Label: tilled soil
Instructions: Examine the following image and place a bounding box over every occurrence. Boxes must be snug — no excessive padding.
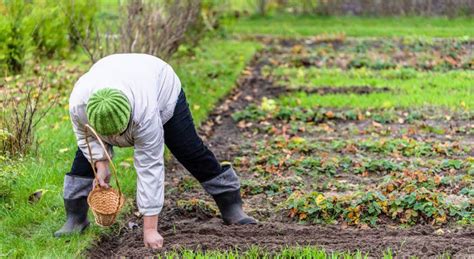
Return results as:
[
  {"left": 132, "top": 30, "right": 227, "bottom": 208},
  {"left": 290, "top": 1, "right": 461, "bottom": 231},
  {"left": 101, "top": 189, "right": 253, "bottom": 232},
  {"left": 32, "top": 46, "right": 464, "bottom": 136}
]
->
[
  {"left": 88, "top": 44, "right": 474, "bottom": 258},
  {"left": 91, "top": 217, "right": 474, "bottom": 258}
]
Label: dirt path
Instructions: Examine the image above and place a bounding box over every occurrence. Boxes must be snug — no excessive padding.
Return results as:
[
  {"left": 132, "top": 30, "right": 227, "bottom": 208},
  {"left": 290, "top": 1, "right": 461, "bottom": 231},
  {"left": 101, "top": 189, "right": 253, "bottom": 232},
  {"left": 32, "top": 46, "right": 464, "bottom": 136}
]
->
[{"left": 88, "top": 42, "right": 474, "bottom": 258}]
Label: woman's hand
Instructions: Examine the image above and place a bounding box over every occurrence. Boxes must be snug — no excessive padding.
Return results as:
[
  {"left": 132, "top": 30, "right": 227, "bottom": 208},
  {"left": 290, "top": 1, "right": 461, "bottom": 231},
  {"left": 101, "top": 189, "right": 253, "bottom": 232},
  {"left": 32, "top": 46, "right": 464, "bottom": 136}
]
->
[
  {"left": 95, "top": 160, "right": 110, "bottom": 188},
  {"left": 144, "top": 229, "right": 163, "bottom": 249},
  {"left": 143, "top": 215, "right": 163, "bottom": 249}
]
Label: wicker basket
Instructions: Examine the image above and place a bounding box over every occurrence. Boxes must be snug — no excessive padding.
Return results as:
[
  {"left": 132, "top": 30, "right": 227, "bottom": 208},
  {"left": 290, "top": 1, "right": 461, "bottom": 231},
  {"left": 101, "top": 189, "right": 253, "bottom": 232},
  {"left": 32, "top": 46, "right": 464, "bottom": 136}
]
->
[{"left": 84, "top": 124, "right": 125, "bottom": 227}]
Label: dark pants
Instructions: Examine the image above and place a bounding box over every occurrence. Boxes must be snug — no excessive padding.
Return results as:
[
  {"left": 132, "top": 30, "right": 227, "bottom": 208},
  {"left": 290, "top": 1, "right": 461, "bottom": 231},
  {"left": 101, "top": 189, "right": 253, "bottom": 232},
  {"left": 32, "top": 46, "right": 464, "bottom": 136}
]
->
[{"left": 68, "top": 90, "right": 222, "bottom": 183}]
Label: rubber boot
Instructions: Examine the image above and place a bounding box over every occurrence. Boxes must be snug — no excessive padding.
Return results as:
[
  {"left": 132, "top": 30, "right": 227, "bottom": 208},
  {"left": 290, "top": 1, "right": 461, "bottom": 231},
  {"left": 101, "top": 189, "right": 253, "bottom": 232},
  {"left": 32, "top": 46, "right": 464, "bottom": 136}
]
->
[
  {"left": 54, "top": 197, "right": 90, "bottom": 237},
  {"left": 212, "top": 189, "right": 257, "bottom": 225}
]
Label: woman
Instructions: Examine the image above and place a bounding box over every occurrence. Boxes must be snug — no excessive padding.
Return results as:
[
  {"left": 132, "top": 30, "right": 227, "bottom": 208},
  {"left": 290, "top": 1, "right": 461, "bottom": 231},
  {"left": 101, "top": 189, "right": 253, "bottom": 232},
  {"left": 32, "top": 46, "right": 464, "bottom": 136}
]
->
[{"left": 54, "top": 54, "right": 256, "bottom": 248}]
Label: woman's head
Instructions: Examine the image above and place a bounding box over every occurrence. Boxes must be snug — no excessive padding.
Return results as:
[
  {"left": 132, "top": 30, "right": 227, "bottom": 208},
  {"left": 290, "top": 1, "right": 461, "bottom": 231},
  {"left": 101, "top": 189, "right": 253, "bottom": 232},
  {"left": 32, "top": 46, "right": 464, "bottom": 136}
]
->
[{"left": 86, "top": 88, "right": 131, "bottom": 136}]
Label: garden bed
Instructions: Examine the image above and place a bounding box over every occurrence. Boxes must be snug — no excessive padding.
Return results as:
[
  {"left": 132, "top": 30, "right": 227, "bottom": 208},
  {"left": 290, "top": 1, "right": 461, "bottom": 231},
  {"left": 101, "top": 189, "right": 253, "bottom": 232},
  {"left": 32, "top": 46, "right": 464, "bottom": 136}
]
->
[{"left": 89, "top": 38, "right": 473, "bottom": 257}]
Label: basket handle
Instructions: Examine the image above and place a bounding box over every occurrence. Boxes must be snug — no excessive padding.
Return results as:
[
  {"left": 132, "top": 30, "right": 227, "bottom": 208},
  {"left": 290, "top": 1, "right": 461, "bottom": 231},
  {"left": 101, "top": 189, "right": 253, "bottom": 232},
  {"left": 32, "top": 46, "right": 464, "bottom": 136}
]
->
[{"left": 84, "top": 124, "right": 122, "bottom": 196}]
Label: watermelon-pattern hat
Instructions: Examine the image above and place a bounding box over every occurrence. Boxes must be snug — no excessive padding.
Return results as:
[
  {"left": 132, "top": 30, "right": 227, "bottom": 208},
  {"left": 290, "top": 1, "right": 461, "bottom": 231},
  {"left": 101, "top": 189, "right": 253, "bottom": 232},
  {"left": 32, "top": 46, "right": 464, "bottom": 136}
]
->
[{"left": 86, "top": 88, "right": 131, "bottom": 136}]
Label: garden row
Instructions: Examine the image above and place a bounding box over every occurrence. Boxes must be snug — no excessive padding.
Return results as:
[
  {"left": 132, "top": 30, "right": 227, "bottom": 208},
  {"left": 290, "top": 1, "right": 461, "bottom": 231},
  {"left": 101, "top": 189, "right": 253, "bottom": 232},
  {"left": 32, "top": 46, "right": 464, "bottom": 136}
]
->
[{"left": 228, "top": 37, "right": 473, "bottom": 227}]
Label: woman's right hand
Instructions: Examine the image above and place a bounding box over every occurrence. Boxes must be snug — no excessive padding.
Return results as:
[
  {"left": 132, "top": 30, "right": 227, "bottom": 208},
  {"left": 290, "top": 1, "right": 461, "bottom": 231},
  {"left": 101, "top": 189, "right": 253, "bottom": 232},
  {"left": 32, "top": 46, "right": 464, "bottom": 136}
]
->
[
  {"left": 144, "top": 229, "right": 164, "bottom": 249},
  {"left": 143, "top": 215, "right": 163, "bottom": 249},
  {"left": 95, "top": 160, "right": 111, "bottom": 188}
]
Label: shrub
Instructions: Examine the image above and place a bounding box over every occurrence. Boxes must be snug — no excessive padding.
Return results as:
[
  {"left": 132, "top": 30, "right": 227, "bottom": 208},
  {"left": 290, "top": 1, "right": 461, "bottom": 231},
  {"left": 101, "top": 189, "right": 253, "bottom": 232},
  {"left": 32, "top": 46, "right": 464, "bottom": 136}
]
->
[
  {"left": 74, "top": 0, "right": 202, "bottom": 63},
  {"left": 0, "top": 0, "right": 99, "bottom": 74},
  {"left": 1, "top": 78, "right": 57, "bottom": 157},
  {"left": 0, "top": 1, "right": 32, "bottom": 74},
  {"left": 184, "top": 0, "right": 229, "bottom": 49},
  {"left": 61, "top": 0, "right": 98, "bottom": 50},
  {"left": 28, "top": 2, "right": 69, "bottom": 58}
]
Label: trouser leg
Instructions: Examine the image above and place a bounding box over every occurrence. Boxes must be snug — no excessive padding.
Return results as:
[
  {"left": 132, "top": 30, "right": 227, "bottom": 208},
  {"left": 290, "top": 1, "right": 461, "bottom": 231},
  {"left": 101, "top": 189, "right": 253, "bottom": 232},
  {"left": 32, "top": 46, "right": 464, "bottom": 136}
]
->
[
  {"left": 163, "top": 90, "right": 240, "bottom": 195},
  {"left": 63, "top": 148, "right": 95, "bottom": 199},
  {"left": 64, "top": 148, "right": 94, "bottom": 199},
  {"left": 163, "top": 90, "right": 256, "bottom": 225}
]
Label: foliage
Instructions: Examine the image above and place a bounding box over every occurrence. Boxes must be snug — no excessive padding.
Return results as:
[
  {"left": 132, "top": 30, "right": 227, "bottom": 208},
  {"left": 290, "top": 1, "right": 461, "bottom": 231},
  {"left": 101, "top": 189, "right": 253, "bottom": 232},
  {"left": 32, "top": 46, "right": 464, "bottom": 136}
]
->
[
  {"left": 28, "top": 2, "right": 69, "bottom": 58},
  {"left": 287, "top": 180, "right": 472, "bottom": 226},
  {"left": 184, "top": 0, "right": 231, "bottom": 48},
  {"left": 0, "top": 1, "right": 32, "bottom": 73},
  {"left": 0, "top": 0, "right": 98, "bottom": 74},
  {"left": 61, "top": 0, "right": 98, "bottom": 50}
]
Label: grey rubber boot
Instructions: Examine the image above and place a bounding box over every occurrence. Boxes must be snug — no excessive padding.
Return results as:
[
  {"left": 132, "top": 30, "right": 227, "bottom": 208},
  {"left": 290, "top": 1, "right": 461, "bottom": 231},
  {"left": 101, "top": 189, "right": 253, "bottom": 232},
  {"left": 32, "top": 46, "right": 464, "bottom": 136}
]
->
[
  {"left": 201, "top": 165, "right": 257, "bottom": 225},
  {"left": 212, "top": 189, "right": 257, "bottom": 225},
  {"left": 54, "top": 174, "right": 93, "bottom": 237},
  {"left": 54, "top": 197, "right": 90, "bottom": 237}
]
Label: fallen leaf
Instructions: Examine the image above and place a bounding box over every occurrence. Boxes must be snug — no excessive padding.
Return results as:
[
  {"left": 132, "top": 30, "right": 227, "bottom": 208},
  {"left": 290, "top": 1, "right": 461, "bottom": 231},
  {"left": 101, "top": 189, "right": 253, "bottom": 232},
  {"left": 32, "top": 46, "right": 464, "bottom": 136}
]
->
[
  {"left": 28, "top": 189, "right": 48, "bottom": 204},
  {"left": 120, "top": 161, "right": 131, "bottom": 168},
  {"left": 59, "top": 148, "right": 70, "bottom": 153}
]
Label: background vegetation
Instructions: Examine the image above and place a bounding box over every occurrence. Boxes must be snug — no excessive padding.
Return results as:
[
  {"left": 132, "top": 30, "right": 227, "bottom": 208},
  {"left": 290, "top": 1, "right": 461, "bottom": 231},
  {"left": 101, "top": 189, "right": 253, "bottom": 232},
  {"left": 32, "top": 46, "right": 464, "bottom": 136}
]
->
[{"left": 0, "top": 0, "right": 472, "bottom": 257}]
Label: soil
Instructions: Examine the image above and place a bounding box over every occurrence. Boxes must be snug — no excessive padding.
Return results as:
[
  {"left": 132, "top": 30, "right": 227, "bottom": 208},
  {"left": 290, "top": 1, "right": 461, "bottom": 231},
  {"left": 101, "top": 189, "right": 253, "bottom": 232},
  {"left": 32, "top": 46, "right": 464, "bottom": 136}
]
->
[{"left": 88, "top": 42, "right": 474, "bottom": 258}]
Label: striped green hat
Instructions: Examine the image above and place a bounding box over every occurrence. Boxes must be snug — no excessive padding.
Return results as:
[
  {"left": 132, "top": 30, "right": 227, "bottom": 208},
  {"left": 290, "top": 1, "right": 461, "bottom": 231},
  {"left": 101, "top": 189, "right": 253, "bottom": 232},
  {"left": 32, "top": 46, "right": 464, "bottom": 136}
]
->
[{"left": 86, "top": 88, "right": 131, "bottom": 136}]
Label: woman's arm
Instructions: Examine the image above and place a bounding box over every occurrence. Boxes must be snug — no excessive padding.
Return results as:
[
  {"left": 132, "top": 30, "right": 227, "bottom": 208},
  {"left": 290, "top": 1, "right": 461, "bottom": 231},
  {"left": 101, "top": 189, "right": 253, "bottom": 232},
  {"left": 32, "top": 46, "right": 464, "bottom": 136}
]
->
[{"left": 133, "top": 117, "right": 166, "bottom": 248}]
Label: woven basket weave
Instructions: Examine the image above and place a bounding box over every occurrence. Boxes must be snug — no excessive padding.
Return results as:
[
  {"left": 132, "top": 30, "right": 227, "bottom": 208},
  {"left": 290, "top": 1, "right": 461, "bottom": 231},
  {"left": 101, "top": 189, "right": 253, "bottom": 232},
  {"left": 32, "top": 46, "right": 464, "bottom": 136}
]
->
[{"left": 85, "top": 124, "right": 124, "bottom": 227}]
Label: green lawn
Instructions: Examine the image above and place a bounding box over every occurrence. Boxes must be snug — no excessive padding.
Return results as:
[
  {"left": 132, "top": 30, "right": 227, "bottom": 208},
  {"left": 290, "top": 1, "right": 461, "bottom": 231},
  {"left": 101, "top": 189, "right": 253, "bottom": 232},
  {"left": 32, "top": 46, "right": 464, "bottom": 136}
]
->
[
  {"left": 0, "top": 39, "right": 260, "bottom": 257},
  {"left": 230, "top": 14, "right": 474, "bottom": 38}
]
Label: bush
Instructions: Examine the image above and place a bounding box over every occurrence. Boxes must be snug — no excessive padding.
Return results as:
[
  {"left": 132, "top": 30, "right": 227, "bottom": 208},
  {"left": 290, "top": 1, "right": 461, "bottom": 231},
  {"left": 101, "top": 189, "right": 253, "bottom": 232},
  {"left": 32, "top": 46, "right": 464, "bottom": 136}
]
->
[
  {"left": 74, "top": 0, "right": 202, "bottom": 63},
  {"left": 0, "top": 1, "right": 32, "bottom": 74},
  {"left": 61, "top": 0, "right": 98, "bottom": 50},
  {"left": 0, "top": 0, "right": 99, "bottom": 74},
  {"left": 184, "top": 0, "right": 229, "bottom": 49},
  {"left": 1, "top": 78, "right": 56, "bottom": 157},
  {"left": 28, "top": 2, "right": 69, "bottom": 58}
]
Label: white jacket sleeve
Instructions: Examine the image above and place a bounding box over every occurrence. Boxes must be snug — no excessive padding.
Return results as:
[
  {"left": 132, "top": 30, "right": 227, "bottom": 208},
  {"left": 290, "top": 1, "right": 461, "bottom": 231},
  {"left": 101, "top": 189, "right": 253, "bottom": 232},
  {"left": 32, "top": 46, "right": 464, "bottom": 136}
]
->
[
  {"left": 70, "top": 106, "right": 113, "bottom": 162},
  {"left": 133, "top": 116, "right": 165, "bottom": 216}
]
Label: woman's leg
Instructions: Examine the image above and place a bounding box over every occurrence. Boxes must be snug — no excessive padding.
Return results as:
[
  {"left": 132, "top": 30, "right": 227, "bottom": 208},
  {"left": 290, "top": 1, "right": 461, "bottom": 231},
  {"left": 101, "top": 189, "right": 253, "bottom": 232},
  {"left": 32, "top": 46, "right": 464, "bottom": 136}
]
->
[
  {"left": 163, "top": 90, "right": 256, "bottom": 224},
  {"left": 55, "top": 148, "right": 94, "bottom": 237},
  {"left": 163, "top": 91, "right": 222, "bottom": 182}
]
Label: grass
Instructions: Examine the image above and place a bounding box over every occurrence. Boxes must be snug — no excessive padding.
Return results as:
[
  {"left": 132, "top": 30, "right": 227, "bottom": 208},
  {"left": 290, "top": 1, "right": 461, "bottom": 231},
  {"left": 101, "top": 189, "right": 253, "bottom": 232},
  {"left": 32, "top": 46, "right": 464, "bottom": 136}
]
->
[
  {"left": 273, "top": 68, "right": 474, "bottom": 109},
  {"left": 0, "top": 39, "right": 260, "bottom": 257},
  {"left": 230, "top": 14, "right": 474, "bottom": 38},
  {"left": 160, "top": 246, "right": 392, "bottom": 259},
  {"left": 173, "top": 41, "right": 260, "bottom": 125}
]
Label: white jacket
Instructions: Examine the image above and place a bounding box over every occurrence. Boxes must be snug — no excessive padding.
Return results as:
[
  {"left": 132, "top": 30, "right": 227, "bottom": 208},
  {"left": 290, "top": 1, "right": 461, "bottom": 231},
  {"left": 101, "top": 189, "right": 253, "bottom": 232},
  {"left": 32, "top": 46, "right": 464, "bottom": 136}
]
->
[{"left": 69, "top": 54, "right": 181, "bottom": 216}]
